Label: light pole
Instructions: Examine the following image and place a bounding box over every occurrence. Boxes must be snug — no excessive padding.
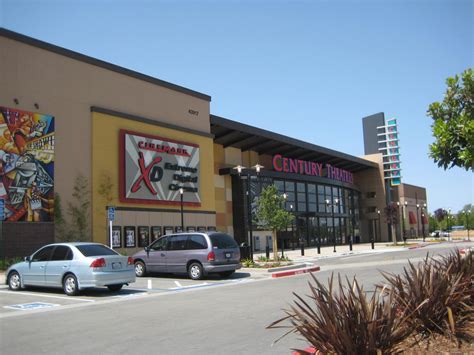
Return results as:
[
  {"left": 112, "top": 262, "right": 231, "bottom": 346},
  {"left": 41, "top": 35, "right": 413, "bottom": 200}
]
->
[
  {"left": 398, "top": 201, "right": 408, "bottom": 244},
  {"left": 234, "top": 164, "right": 264, "bottom": 261},
  {"left": 464, "top": 210, "right": 471, "bottom": 241},
  {"left": 447, "top": 208, "right": 451, "bottom": 241},
  {"left": 375, "top": 209, "right": 381, "bottom": 248},
  {"left": 326, "top": 198, "right": 339, "bottom": 253},
  {"left": 179, "top": 187, "right": 184, "bottom": 231},
  {"left": 416, "top": 204, "right": 420, "bottom": 239},
  {"left": 421, "top": 203, "right": 426, "bottom": 242}
]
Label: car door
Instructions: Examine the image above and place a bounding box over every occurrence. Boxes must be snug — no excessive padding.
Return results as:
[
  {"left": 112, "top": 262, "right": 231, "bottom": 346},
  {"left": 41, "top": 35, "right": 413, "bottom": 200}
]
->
[
  {"left": 146, "top": 236, "right": 168, "bottom": 272},
  {"left": 166, "top": 235, "right": 189, "bottom": 273},
  {"left": 45, "top": 246, "right": 73, "bottom": 287},
  {"left": 22, "top": 245, "right": 54, "bottom": 286}
]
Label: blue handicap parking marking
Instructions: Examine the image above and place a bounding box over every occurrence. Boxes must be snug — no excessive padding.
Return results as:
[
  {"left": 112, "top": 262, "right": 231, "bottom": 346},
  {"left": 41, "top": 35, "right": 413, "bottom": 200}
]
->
[{"left": 4, "top": 302, "right": 60, "bottom": 311}]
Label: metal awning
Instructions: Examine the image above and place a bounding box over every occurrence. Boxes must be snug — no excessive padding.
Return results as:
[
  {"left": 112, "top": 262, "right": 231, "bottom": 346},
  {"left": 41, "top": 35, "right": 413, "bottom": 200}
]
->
[{"left": 211, "top": 115, "right": 378, "bottom": 172}]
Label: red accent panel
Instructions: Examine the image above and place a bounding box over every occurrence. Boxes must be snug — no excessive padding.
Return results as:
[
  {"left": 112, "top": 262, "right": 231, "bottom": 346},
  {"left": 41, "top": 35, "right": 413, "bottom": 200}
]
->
[{"left": 408, "top": 211, "right": 417, "bottom": 224}]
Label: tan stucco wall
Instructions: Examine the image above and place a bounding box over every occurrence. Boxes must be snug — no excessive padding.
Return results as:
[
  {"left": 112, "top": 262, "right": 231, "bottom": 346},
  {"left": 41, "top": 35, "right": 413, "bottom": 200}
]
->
[{"left": 0, "top": 35, "right": 211, "bottom": 236}]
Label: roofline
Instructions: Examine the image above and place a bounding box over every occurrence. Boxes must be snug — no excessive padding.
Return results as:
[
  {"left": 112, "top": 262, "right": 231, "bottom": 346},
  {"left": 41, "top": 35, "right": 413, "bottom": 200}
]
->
[
  {"left": 210, "top": 114, "right": 378, "bottom": 169},
  {"left": 0, "top": 27, "right": 211, "bottom": 102}
]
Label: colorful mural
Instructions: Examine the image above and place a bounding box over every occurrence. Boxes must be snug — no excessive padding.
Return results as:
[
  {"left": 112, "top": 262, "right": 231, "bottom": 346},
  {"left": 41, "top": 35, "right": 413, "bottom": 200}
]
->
[{"left": 0, "top": 107, "right": 54, "bottom": 222}]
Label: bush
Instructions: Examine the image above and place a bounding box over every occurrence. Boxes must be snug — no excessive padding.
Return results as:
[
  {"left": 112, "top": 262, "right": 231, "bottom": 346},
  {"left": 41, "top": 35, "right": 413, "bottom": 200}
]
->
[
  {"left": 268, "top": 273, "right": 412, "bottom": 354},
  {"left": 0, "top": 257, "right": 23, "bottom": 271},
  {"left": 241, "top": 258, "right": 255, "bottom": 268},
  {"left": 381, "top": 251, "right": 473, "bottom": 343}
]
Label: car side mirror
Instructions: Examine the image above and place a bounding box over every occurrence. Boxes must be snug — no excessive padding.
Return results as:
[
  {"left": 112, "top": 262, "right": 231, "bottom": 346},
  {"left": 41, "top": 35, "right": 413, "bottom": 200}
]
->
[{"left": 24, "top": 256, "right": 31, "bottom": 262}]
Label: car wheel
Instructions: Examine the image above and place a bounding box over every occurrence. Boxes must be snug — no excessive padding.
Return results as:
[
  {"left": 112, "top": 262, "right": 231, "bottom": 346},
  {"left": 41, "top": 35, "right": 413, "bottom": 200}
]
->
[
  {"left": 107, "top": 284, "right": 123, "bottom": 292},
  {"left": 8, "top": 271, "right": 21, "bottom": 291},
  {"left": 135, "top": 261, "right": 146, "bottom": 277},
  {"left": 63, "top": 274, "right": 79, "bottom": 296},
  {"left": 219, "top": 271, "right": 235, "bottom": 278},
  {"left": 188, "top": 262, "right": 203, "bottom": 280}
]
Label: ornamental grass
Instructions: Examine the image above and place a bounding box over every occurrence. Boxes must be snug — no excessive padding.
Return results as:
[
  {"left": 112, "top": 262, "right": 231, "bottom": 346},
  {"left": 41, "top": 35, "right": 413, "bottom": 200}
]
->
[
  {"left": 267, "top": 273, "right": 413, "bottom": 354},
  {"left": 381, "top": 250, "right": 473, "bottom": 344}
]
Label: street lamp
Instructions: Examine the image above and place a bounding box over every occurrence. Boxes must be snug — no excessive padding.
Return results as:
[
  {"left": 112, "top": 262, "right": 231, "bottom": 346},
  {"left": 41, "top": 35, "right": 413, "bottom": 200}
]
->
[
  {"left": 421, "top": 203, "right": 427, "bottom": 242},
  {"left": 280, "top": 193, "right": 288, "bottom": 259},
  {"left": 447, "top": 208, "right": 452, "bottom": 241},
  {"left": 398, "top": 201, "right": 408, "bottom": 244},
  {"left": 326, "top": 198, "right": 339, "bottom": 253},
  {"left": 416, "top": 204, "right": 420, "bottom": 239},
  {"left": 375, "top": 209, "right": 381, "bottom": 249},
  {"left": 233, "top": 164, "right": 264, "bottom": 260},
  {"left": 179, "top": 187, "right": 184, "bottom": 231},
  {"left": 464, "top": 210, "right": 471, "bottom": 241}
]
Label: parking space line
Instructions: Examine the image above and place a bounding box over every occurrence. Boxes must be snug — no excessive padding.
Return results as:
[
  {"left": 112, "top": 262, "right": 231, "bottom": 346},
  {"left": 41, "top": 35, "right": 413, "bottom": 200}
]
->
[
  {"left": 169, "top": 282, "right": 209, "bottom": 290},
  {"left": 0, "top": 290, "right": 95, "bottom": 302},
  {"left": 174, "top": 281, "right": 182, "bottom": 287}
]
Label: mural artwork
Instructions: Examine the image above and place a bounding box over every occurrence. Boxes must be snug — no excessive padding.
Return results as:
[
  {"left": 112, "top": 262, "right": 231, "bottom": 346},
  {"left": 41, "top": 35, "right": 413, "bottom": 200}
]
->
[{"left": 0, "top": 107, "right": 55, "bottom": 222}]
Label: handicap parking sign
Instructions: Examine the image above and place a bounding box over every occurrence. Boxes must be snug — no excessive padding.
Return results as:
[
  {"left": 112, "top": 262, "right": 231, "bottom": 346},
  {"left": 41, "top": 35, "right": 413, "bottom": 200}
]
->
[{"left": 108, "top": 206, "right": 115, "bottom": 221}]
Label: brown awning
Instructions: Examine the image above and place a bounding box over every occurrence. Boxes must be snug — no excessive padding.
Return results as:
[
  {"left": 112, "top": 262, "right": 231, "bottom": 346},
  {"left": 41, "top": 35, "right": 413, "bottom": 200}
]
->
[{"left": 409, "top": 211, "right": 417, "bottom": 224}]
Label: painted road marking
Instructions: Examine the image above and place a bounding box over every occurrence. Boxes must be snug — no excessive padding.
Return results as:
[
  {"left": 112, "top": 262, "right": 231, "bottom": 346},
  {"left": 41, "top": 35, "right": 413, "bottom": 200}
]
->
[
  {"left": 169, "top": 282, "right": 209, "bottom": 290},
  {"left": 4, "top": 302, "right": 60, "bottom": 311},
  {"left": 0, "top": 290, "right": 95, "bottom": 302}
]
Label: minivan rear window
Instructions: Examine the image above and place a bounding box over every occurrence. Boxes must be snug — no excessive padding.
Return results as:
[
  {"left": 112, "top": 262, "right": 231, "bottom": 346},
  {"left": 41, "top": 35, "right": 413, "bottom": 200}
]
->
[
  {"left": 210, "top": 233, "right": 238, "bottom": 249},
  {"left": 76, "top": 244, "right": 118, "bottom": 257}
]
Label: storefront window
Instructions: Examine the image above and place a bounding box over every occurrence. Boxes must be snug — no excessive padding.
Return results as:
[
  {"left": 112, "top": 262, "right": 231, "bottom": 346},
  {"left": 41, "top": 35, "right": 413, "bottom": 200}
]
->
[
  {"left": 297, "top": 183, "right": 306, "bottom": 212},
  {"left": 308, "top": 183, "right": 317, "bottom": 212}
]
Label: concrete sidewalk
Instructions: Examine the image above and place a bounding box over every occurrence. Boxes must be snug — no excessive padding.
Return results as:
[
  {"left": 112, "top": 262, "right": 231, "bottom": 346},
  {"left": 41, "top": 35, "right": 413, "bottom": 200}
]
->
[{"left": 253, "top": 241, "right": 414, "bottom": 263}]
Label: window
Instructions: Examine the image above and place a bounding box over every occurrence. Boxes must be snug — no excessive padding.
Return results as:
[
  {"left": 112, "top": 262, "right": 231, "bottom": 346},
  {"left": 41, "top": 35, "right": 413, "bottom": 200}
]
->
[
  {"left": 366, "top": 192, "right": 376, "bottom": 198},
  {"left": 210, "top": 233, "right": 238, "bottom": 249},
  {"left": 151, "top": 236, "right": 168, "bottom": 251},
  {"left": 187, "top": 235, "right": 208, "bottom": 250},
  {"left": 51, "top": 246, "right": 73, "bottom": 261},
  {"left": 31, "top": 246, "right": 55, "bottom": 262},
  {"left": 367, "top": 207, "right": 377, "bottom": 213},
  {"left": 76, "top": 244, "right": 118, "bottom": 257},
  {"left": 168, "top": 235, "right": 188, "bottom": 250}
]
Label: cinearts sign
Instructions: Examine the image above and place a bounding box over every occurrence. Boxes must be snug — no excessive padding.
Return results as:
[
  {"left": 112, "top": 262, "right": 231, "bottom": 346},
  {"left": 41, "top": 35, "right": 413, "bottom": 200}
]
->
[
  {"left": 272, "top": 154, "right": 353, "bottom": 184},
  {"left": 119, "top": 130, "right": 200, "bottom": 206}
]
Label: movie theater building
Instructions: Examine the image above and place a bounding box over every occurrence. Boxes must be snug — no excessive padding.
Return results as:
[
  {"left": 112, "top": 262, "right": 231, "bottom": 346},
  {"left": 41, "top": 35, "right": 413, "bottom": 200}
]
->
[{"left": 0, "top": 29, "right": 427, "bottom": 258}]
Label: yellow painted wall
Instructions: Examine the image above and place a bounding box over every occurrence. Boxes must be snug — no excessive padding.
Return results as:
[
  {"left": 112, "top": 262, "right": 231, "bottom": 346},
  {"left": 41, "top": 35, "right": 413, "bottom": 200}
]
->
[{"left": 92, "top": 111, "right": 215, "bottom": 244}]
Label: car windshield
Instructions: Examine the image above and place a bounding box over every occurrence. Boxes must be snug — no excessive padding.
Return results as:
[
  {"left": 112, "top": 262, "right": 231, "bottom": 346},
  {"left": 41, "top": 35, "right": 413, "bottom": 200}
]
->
[
  {"left": 76, "top": 244, "right": 118, "bottom": 257},
  {"left": 210, "top": 233, "right": 238, "bottom": 249}
]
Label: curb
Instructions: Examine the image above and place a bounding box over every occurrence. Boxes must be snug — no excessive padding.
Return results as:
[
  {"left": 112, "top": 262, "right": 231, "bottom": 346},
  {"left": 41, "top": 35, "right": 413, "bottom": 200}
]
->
[
  {"left": 266, "top": 263, "right": 309, "bottom": 273},
  {"left": 271, "top": 265, "right": 320, "bottom": 278},
  {"left": 408, "top": 244, "right": 428, "bottom": 250}
]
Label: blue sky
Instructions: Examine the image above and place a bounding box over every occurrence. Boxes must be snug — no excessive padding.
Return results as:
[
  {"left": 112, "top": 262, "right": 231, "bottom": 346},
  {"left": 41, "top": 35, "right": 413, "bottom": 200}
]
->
[{"left": 1, "top": 0, "right": 472, "bottom": 213}]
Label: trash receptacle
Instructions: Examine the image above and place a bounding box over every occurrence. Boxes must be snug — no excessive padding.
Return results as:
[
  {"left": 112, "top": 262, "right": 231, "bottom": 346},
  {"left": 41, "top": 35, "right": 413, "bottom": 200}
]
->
[
  {"left": 355, "top": 235, "right": 360, "bottom": 243},
  {"left": 240, "top": 243, "right": 250, "bottom": 260}
]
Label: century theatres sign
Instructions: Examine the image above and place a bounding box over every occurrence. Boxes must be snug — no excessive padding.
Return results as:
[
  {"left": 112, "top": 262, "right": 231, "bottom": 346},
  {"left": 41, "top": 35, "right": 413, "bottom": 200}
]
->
[
  {"left": 119, "top": 129, "right": 201, "bottom": 206},
  {"left": 272, "top": 154, "right": 354, "bottom": 184}
]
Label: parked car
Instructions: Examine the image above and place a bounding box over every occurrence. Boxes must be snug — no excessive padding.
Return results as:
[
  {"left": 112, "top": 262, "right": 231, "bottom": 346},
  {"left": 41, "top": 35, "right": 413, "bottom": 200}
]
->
[
  {"left": 6, "top": 243, "right": 135, "bottom": 296},
  {"left": 133, "top": 232, "right": 241, "bottom": 280},
  {"left": 430, "top": 230, "right": 441, "bottom": 237}
]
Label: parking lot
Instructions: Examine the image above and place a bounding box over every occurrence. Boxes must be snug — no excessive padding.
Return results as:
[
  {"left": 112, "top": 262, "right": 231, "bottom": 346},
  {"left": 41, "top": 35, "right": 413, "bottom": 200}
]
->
[{"left": 0, "top": 270, "right": 270, "bottom": 318}]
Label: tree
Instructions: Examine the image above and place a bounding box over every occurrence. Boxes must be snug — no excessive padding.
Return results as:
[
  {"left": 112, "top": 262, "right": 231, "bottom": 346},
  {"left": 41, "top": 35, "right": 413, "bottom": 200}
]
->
[
  {"left": 254, "top": 185, "right": 294, "bottom": 261},
  {"left": 67, "top": 174, "right": 91, "bottom": 242},
  {"left": 427, "top": 68, "right": 474, "bottom": 171}
]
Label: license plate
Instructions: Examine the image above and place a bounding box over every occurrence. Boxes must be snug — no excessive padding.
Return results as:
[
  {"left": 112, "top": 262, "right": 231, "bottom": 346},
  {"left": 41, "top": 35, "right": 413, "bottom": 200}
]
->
[
  {"left": 225, "top": 252, "right": 232, "bottom": 259},
  {"left": 112, "top": 262, "right": 122, "bottom": 270}
]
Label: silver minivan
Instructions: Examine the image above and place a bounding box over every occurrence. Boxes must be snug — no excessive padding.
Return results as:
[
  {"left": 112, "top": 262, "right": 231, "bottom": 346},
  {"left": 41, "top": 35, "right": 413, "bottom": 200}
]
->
[{"left": 132, "top": 232, "right": 241, "bottom": 280}]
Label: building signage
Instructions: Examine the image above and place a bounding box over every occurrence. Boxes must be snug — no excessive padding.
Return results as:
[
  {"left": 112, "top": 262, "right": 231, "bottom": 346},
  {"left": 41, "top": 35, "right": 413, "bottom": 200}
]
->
[
  {"left": 119, "top": 129, "right": 200, "bottom": 206},
  {"left": 378, "top": 118, "right": 401, "bottom": 186},
  {"left": 272, "top": 154, "right": 353, "bottom": 184}
]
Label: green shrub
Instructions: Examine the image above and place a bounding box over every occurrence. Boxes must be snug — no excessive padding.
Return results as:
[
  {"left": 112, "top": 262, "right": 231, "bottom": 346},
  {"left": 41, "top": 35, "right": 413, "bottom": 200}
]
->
[
  {"left": 0, "top": 257, "right": 23, "bottom": 271},
  {"left": 241, "top": 258, "right": 255, "bottom": 268},
  {"left": 268, "top": 273, "right": 412, "bottom": 354},
  {"left": 258, "top": 256, "right": 269, "bottom": 262}
]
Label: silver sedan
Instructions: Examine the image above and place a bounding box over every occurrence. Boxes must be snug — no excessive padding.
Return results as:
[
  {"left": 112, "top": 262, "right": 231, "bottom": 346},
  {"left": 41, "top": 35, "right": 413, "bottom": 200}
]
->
[{"left": 5, "top": 242, "right": 135, "bottom": 296}]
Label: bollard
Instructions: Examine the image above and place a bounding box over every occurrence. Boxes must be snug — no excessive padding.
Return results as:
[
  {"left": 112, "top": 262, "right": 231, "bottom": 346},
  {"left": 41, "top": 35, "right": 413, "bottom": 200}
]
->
[
  {"left": 147, "top": 279, "right": 152, "bottom": 290},
  {"left": 317, "top": 243, "right": 321, "bottom": 254},
  {"left": 349, "top": 237, "right": 353, "bottom": 251},
  {"left": 403, "top": 236, "right": 407, "bottom": 245},
  {"left": 300, "top": 243, "right": 305, "bottom": 256},
  {"left": 265, "top": 245, "right": 270, "bottom": 259},
  {"left": 371, "top": 238, "right": 375, "bottom": 249}
]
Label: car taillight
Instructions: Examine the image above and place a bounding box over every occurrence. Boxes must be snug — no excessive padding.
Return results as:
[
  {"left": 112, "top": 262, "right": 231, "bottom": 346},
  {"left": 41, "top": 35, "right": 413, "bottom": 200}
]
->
[
  {"left": 90, "top": 258, "right": 106, "bottom": 268},
  {"left": 127, "top": 257, "right": 134, "bottom": 265},
  {"left": 207, "top": 251, "right": 215, "bottom": 261}
]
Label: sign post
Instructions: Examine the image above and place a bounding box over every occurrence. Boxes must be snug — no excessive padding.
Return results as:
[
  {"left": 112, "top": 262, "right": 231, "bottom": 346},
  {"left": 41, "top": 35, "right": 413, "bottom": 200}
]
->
[{"left": 108, "top": 206, "right": 115, "bottom": 249}]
